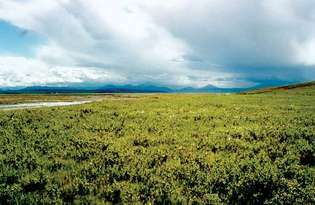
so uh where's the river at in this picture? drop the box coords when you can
[0,101,92,110]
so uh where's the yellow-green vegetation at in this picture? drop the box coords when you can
[0,88,315,204]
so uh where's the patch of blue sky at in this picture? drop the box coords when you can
[0,20,46,57]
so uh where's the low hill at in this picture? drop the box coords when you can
[243,81,315,94]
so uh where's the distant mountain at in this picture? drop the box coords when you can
[1,81,306,94]
[19,86,86,93]
[94,84,172,93]
[0,84,172,94]
[177,85,248,93]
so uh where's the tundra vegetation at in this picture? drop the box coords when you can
[0,86,314,204]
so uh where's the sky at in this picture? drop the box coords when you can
[0,0,315,88]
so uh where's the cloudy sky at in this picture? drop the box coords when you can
[0,0,315,88]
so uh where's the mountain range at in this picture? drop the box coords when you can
[0,80,302,94]
[0,84,249,94]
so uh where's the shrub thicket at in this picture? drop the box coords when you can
[0,92,314,204]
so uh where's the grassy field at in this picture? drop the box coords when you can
[0,86,314,204]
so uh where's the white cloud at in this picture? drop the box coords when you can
[295,38,315,66]
[0,56,126,87]
[0,0,315,87]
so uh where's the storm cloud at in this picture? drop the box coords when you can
[0,0,315,87]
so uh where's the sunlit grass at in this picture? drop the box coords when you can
[0,91,314,204]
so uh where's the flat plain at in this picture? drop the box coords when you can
[0,85,314,204]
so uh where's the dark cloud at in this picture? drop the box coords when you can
[0,0,314,87]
